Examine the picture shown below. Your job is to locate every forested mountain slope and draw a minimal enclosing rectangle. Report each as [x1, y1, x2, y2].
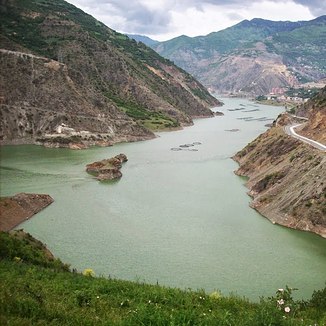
[153, 17, 326, 96]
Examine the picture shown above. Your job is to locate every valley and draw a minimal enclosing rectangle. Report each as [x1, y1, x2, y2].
[1, 97, 325, 301]
[0, 1, 325, 324]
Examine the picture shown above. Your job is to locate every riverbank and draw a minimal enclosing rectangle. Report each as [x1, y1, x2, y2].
[233, 117, 326, 238]
[0, 132, 156, 150]
[1, 230, 325, 325]
[2, 98, 324, 300]
[0, 193, 53, 231]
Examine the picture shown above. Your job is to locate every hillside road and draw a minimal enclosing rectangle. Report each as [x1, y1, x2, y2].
[284, 123, 326, 152]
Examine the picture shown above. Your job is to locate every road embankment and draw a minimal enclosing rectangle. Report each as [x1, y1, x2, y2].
[233, 122, 326, 238]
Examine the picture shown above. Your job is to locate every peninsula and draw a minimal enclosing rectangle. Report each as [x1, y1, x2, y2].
[0, 193, 54, 231]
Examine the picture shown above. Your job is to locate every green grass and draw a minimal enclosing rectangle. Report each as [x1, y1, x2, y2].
[104, 93, 179, 130]
[0, 231, 325, 325]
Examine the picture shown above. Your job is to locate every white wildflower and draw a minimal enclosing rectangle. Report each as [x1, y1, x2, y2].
[277, 299, 284, 305]
[284, 306, 291, 313]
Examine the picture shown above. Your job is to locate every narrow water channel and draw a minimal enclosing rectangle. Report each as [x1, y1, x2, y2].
[1, 97, 325, 300]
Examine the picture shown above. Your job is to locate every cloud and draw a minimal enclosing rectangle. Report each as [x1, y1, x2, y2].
[68, 0, 173, 35]
[293, 0, 326, 16]
[66, 0, 320, 41]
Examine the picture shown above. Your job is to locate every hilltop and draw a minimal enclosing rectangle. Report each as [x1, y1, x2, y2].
[126, 34, 159, 47]
[0, 0, 220, 147]
[152, 17, 326, 96]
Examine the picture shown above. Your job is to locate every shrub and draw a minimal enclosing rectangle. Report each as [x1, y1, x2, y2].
[83, 268, 95, 277]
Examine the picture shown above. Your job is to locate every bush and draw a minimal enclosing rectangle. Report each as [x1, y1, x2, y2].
[0, 230, 69, 271]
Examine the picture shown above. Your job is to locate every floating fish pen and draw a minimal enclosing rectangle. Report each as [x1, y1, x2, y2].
[171, 142, 202, 151]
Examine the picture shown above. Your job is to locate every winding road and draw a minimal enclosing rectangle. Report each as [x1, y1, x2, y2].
[284, 123, 326, 152]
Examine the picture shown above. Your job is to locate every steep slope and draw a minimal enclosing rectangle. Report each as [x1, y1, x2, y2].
[0, 0, 220, 146]
[0, 48, 153, 146]
[126, 34, 159, 46]
[154, 18, 305, 63]
[233, 90, 326, 238]
[153, 17, 326, 96]
[296, 87, 326, 144]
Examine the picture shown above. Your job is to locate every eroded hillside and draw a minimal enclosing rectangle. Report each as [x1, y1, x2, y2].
[233, 91, 326, 238]
[0, 49, 153, 146]
[0, 0, 220, 146]
[296, 87, 326, 144]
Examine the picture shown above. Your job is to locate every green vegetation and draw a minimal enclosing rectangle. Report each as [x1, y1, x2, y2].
[154, 19, 295, 59]
[190, 87, 211, 101]
[0, 0, 217, 138]
[0, 230, 69, 271]
[105, 95, 179, 130]
[285, 87, 321, 99]
[153, 16, 326, 94]
[0, 231, 325, 325]
[272, 24, 326, 72]
[253, 171, 287, 192]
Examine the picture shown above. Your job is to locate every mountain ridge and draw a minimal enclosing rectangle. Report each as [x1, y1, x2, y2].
[152, 16, 326, 96]
[126, 34, 159, 46]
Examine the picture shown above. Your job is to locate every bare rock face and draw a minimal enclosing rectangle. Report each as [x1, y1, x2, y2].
[233, 113, 326, 238]
[0, 193, 54, 231]
[86, 154, 128, 181]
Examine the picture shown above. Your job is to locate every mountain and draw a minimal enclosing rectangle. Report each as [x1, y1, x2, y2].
[233, 87, 326, 237]
[0, 0, 220, 147]
[126, 34, 159, 46]
[152, 17, 326, 96]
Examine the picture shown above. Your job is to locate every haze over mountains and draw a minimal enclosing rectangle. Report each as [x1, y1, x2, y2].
[145, 16, 326, 96]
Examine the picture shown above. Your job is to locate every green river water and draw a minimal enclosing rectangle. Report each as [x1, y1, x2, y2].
[1, 97, 325, 300]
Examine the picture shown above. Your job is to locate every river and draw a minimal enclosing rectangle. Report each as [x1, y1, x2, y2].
[1, 97, 325, 300]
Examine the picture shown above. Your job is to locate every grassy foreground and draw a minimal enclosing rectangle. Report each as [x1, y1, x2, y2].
[0, 231, 325, 325]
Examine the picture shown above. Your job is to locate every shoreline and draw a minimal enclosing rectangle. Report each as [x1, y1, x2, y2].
[0, 133, 156, 149]
[0, 193, 54, 231]
[232, 118, 326, 239]
[233, 156, 326, 239]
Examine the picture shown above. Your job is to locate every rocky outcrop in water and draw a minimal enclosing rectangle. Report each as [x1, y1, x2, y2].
[0, 193, 54, 231]
[86, 154, 128, 181]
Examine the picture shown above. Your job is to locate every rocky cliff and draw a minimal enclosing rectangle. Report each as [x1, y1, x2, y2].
[0, 193, 54, 231]
[296, 87, 326, 144]
[233, 90, 326, 238]
[0, 49, 153, 146]
[0, 0, 220, 147]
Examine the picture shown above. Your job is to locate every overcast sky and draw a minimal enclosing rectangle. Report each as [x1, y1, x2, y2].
[66, 0, 325, 41]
